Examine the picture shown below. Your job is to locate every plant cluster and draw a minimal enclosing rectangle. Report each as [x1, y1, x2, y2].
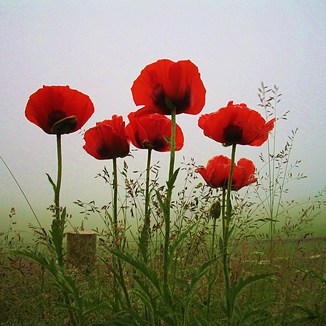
[0, 59, 324, 325]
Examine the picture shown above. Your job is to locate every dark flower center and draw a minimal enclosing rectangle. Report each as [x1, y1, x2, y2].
[142, 138, 167, 150]
[152, 84, 191, 114]
[151, 138, 167, 150]
[51, 116, 77, 134]
[223, 125, 243, 144]
[48, 110, 66, 128]
[98, 144, 111, 158]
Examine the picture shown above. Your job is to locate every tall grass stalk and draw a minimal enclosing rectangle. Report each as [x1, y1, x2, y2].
[258, 83, 292, 263]
[0, 155, 43, 231]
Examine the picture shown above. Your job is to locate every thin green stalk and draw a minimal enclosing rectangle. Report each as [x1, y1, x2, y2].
[222, 189, 226, 239]
[54, 135, 80, 324]
[63, 292, 79, 326]
[140, 148, 152, 323]
[113, 158, 118, 236]
[223, 143, 237, 323]
[0, 156, 44, 230]
[267, 119, 276, 264]
[112, 158, 133, 314]
[226, 144, 236, 231]
[51, 134, 65, 267]
[163, 106, 177, 304]
[262, 87, 277, 264]
[145, 148, 152, 221]
[140, 148, 152, 262]
[274, 130, 295, 220]
[55, 135, 62, 220]
[206, 192, 219, 319]
[111, 159, 119, 311]
[211, 211, 217, 257]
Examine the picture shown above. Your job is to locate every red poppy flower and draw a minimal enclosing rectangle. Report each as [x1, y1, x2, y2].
[131, 59, 206, 115]
[83, 115, 130, 160]
[25, 85, 94, 134]
[198, 101, 275, 146]
[126, 108, 184, 152]
[196, 155, 257, 190]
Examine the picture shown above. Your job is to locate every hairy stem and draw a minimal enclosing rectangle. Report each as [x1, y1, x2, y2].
[112, 158, 132, 313]
[51, 134, 65, 268]
[140, 148, 152, 262]
[223, 143, 237, 322]
[163, 106, 177, 305]
[55, 134, 62, 221]
[207, 190, 219, 319]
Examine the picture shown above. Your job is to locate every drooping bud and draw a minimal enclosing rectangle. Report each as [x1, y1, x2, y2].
[209, 201, 221, 220]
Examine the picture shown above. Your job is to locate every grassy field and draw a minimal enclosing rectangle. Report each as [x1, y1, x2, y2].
[0, 232, 325, 326]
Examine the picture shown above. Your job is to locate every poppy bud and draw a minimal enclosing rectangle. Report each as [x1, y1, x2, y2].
[210, 201, 221, 220]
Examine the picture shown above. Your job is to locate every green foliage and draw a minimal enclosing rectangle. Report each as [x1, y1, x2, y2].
[50, 207, 67, 266]
[15, 249, 106, 326]
[227, 273, 272, 321]
[46, 172, 56, 192]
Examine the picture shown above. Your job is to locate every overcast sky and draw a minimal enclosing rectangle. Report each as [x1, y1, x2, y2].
[1, 0, 325, 234]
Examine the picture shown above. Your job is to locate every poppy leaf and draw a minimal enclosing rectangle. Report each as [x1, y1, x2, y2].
[167, 168, 180, 189]
[155, 190, 168, 216]
[46, 173, 56, 191]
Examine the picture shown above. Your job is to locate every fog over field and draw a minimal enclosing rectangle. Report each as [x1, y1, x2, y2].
[1, 1, 325, 238]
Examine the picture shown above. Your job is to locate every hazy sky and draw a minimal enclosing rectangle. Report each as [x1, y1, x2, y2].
[1, 1, 325, 234]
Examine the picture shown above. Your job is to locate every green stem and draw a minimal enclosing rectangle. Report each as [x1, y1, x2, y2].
[145, 148, 152, 220]
[63, 292, 79, 326]
[54, 135, 78, 324]
[226, 144, 236, 233]
[113, 158, 118, 238]
[222, 188, 226, 240]
[163, 106, 177, 304]
[111, 159, 119, 310]
[206, 192, 219, 319]
[141, 148, 152, 326]
[223, 143, 237, 323]
[112, 158, 132, 313]
[211, 213, 217, 258]
[140, 148, 152, 262]
[51, 134, 65, 268]
[55, 134, 62, 221]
